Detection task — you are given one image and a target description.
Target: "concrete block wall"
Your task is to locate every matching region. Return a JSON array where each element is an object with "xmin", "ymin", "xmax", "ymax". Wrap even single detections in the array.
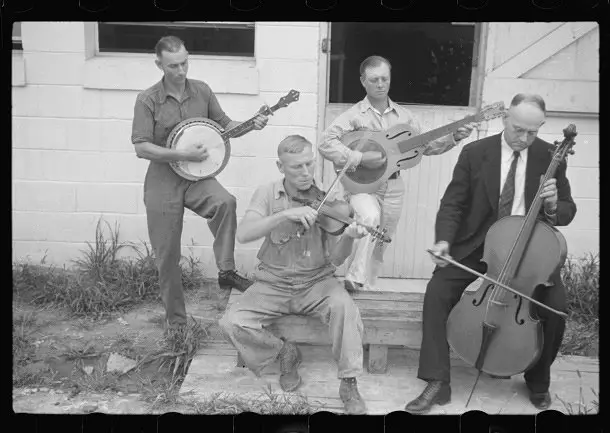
[{"xmin": 12, "ymin": 21, "xmax": 322, "ymax": 277}]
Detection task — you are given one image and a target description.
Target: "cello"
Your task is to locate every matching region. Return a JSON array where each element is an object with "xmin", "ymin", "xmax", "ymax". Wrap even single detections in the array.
[{"xmin": 429, "ymin": 124, "xmax": 577, "ymax": 406}]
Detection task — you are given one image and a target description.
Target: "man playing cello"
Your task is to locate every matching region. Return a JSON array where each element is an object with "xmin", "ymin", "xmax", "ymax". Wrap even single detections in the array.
[{"xmin": 404, "ymin": 94, "xmax": 577, "ymax": 413}]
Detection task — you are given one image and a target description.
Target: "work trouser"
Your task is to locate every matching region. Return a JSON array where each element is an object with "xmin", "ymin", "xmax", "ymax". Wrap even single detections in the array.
[
  {"xmin": 144, "ymin": 162, "xmax": 238, "ymax": 327},
  {"xmin": 219, "ymin": 267, "xmax": 365, "ymax": 378},
  {"xmin": 344, "ymin": 176, "xmax": 405, "ymax": 289}
]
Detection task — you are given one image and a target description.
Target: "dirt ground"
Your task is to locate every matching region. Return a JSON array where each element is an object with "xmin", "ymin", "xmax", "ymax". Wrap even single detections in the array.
[{"xmin": 12, "ymin": 282, "xmax": 231, "ymax": 414}]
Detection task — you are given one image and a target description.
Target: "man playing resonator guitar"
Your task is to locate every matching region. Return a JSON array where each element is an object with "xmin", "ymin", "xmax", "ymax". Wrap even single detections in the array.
[
  {"xmin": 319, "ymin": 55, "xmax": 478, "ymax": 291},
  {"xmin": 131, "ymin": 36, "xmax": 268, "ymax": 330}
]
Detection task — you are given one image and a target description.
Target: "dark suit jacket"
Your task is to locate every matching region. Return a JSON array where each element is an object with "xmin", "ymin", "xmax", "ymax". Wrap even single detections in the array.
[{"xmin": 435, "ymin": 133, "xmax": 577, "ymax": 262}]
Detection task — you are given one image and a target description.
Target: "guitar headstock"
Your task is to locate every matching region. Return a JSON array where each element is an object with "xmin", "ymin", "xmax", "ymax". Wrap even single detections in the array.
[
  {"xmin": 276, "ymin": 89, "xmax": 300, "ymax": 108},
  {"xmin": 475, "ymin": 102, "xmax": 506, "ymax": 122}
]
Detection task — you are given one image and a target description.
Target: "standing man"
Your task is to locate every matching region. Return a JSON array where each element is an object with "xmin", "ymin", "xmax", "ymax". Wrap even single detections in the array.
[
  {"xmin": 319, "ymin": 55, "xmax": 477, "ymax": 291},
  {"xmin": 219, "ymin": 135, "xmax": 369, "ymax": 414},
  {"xmin": 404, "ymin": 94, "xmax": 577, "ymax": 413},
  {"xmin": 131, "ymin": 36, "xmax": 268, "ymax": 329}
]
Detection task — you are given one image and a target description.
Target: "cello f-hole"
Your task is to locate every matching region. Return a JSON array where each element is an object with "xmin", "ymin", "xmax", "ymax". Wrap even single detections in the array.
[
  {"xmin": 472, "ymin": 284, "xmax": 493, "ymax": 306},
  {"xmin": 514, "ymin": 295, "xmax": 525, "ymax": 325}
]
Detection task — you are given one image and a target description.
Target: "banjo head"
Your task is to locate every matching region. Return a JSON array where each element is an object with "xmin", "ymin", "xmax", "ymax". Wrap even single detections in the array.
[{"xmin": 166, "ymin": 117, "xmax": 230, "ymax": 181}]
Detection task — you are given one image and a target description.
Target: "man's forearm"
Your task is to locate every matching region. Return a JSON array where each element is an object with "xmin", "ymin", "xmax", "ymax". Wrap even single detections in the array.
[
  {"xmin": 134, "ymin": 141, "xmax": 186, "ymax": 163},
  {"xmin": 237, "ymin": 211, "xmax": 291, "ymax": 244}
]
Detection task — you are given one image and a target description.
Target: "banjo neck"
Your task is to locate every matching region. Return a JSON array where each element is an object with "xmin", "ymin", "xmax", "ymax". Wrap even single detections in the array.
[{"xmin": 220, "ymin": 101, "xmax": 284, "ymax": 140}]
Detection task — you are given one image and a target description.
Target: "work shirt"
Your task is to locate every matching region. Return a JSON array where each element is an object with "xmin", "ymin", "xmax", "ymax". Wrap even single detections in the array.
[
  {"xmin": 246, "ymin": 178, "xmax": 341, "ymax": 288},
  {"xmin": 320, "ymin": 96, "xmax": 458, "ymax": 168},
  {"xmin": 131, "ymin": 77, "xmax": 232, "ymax": 147}
]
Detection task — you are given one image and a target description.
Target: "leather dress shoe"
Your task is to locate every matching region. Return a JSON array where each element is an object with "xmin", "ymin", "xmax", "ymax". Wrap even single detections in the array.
[
  {"xmin": 529, "ymin": 391, "xmax": 552, "ymax": 410},
  {"xmin": 404, "ymin": 380, "xmax": 451, "ymax": 414}
]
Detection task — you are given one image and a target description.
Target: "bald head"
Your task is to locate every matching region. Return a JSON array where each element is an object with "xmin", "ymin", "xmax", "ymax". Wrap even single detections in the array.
[{"xmin": 503, "ymin": 93, "xmax": 547, "ymax": 151}]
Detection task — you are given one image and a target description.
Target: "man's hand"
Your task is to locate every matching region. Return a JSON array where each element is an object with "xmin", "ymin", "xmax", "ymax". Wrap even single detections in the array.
[
  {"xmin": 252, "ymin": 113, "xmax": 269, "ymax": 130},
  {"xmin": 344, "ymin": 221, "xmax": 368, "ymax": 239},
  {"xmin": 453, "ymin": 122, "xmax": 478, "ymax": 142},
  {"xmin": 540, "ymin": 177, "xmax": 558, "ymax": 213},
  {"xmin": 182, "ymin": 142, "xmax": 209, "ymax": 162},
  {"xmin": 429, "ymin": 241, "xmax": 452, "ymax": 267},
  {"xmin": 282, "ymin": 206, "xmax": 318, "ymax": 230},
  {"xmin": 360, "ymin": 151, "xmax": 387, "ymax": 169}
]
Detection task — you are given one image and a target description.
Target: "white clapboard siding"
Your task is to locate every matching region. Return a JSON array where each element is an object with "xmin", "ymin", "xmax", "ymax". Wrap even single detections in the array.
[{"xmin": 321, "ymin": 104, "xmax": 480, "ymax": 279}]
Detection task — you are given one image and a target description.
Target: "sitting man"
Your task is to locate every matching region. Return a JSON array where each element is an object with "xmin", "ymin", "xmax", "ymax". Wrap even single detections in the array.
[{"xmin": 219, "ymin": 134, "xmax": 369, "ymax": 414}]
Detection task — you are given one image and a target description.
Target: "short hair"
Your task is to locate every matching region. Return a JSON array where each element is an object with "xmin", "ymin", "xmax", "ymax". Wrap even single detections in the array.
[
  {"xmin": 360, "ymin": 55, "xmax": 392, "ymax": 77},
  {"xmin": 509, "ymin": 93, "xmax": 546, "ymax": 114},
  {"xmin": 155, "ymin": 35, "xmax": 186, "ymax": 57},
  {"xmin": 277, "ymin": 135, "xmax": 312, "ymax": 157}
]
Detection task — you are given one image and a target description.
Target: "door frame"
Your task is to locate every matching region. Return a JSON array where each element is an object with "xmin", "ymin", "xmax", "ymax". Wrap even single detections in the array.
[{"xmin": 315, "ymin": 22, "xmax": 331, "ymax": 187}]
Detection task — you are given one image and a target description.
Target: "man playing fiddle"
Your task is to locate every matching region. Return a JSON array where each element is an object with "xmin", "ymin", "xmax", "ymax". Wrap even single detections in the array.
[{"xmin": 219, "ymin": 134, "xmax": 369, "ymax": 414}]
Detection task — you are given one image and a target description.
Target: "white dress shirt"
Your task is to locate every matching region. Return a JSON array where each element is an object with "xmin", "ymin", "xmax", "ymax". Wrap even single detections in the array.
[{"xmin": 500, "ymin": 132, "xmax": 528, "ymax": 216}]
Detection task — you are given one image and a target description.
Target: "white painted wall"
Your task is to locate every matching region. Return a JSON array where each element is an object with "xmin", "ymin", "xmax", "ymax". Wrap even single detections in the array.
[
  {"xmin": 12, "ymin": 21, "xmax": 322, "ymax": 277},
  {"xmin": 480, "ymin": 22, "xmax": 599, "ymax": 261}
]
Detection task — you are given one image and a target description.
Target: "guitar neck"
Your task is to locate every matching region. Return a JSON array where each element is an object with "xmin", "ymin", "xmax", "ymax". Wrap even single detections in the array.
[
  {"xmin": 397, "ymin": 113, "xmax": 480, "ymax": 153},
  {"xmin": 221, "ymin": 102, "xmax": 283, "ymax": 140}
]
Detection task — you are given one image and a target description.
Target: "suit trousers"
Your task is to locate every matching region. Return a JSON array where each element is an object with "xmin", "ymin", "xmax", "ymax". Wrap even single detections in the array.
[
  {"xmin": 143, "ymin": 162, "xmax": 238, "ymax": 327},
  {"xmin": 417, "ymin": 245, "xmax": 567, "ymax": 393}
]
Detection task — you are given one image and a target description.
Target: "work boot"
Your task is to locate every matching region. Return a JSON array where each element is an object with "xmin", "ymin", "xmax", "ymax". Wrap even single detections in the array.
[
  {"xmin": 218, "ymin": 270, "xmax": 253, "ymax": 292},
  {"xmin": 339, "ymin": 377, "xmax": 367, "ymax": 414},
  {"xmin": 278, "ymin": 340, "xmax": 302, "ymax": 392},
  {"xmin": 404, "ymin": 380, "xmax": 451, "ymax": 414}
]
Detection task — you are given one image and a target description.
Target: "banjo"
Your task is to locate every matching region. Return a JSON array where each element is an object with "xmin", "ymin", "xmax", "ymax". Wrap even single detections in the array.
[
  {"xmin": 166, "ymin": 89, "xmax": 300, "ymax": 181},
  {"xmin": 333, "ymin": 102, "xmax": 506, "ymax": 194}
]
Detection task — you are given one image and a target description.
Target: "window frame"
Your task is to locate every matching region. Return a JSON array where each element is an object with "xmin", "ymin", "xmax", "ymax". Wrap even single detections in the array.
[
  {"xmin": 326, "ymin": 22, "xmax": 484, "ymax": 109},
  {"xmin": 94, "ymin": 21, "xmax": 256, "ymax": 61},
  {"xmin": 12, "ymin": 21, "xmax": 23, "ymax": 51}
]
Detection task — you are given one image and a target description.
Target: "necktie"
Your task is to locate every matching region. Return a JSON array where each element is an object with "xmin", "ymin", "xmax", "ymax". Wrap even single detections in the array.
[{"xmin": 497, "ymin": 151, "xmax": 520, "ymax": 220}]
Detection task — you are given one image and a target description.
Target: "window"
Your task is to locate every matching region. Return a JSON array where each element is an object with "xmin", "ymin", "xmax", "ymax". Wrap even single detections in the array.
[
  {"xmin": 328, "ymin": 22, "xmax": 480, "ymax": 107},
  {"xmin": 13, "ymin": 21, "xmax": 22, "ymax": 51},
  {"xmin": 97, "ymin": 22, "xmax": 255, "ymax": 57}
]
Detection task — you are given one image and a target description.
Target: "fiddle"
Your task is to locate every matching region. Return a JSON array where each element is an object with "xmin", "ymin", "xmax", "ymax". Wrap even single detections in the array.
[{"xmin": 288, "ymin": 185, "xmax": 391, "ymax": 244}]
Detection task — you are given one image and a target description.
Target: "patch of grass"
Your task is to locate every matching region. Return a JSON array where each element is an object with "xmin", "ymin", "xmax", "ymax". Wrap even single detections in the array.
[
  {"xmin": 13, "ymin": 217, "xmax": 207, "ymax": 318},
  {"xmin": 560, "ymin": 253, "xmax": 599, "ymax": 356},
  {"xmin": 555, "ymin": 370, "xmax": 599, "ymax": 414},
  {"xmin": 182, "ymin": 384, "xmax": 327, "ymax": 415},
  {"xmin": 71, "ymin": 358, "xmax": 122, "ymax": 394}
]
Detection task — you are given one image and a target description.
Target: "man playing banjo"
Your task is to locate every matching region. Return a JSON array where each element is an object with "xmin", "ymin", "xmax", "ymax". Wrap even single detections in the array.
[
  {"xmin": 319, "ymin": 55, "xmax": 478, "ymax": 292},
  {"xmin": 131, "ymin": 35, "xmax": 268, "ymax": 330}
]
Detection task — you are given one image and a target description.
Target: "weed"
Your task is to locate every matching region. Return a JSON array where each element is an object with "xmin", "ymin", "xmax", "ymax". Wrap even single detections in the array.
[
  {"xmin": 560, "ymin": 253, "xmax": 599, "ymax": 356},
  {"xmin": 182, "ymin": 384, "xmax": 326, "ymax": 415},
  {"xmin": 13, "ymin": 217, "xmax": 208, "ymax": 318},
  {"xmin": 555, "ymin": 370, "xmax": 599, "ymax": 414}
]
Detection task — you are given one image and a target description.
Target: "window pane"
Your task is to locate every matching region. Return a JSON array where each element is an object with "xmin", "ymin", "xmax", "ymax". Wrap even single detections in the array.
[
  {"xmin": 98, "ymin": 22, "xmax": 255, "ymax": 57},
  {"xmin": 329, "ymin": 22, "xmax": 476, "ymax": 107}
]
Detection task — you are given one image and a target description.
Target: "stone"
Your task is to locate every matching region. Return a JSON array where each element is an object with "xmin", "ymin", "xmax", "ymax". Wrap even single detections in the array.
[
  {"xmin": 106, "ymin": 353, "xmax": 137, "ymax": 374},
  {"xmin": 83, "ymin": 366, "xmax": 94, "ymax": 375}
]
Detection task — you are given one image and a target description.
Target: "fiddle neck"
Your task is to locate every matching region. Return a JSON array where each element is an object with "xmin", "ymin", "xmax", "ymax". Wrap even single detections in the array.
[{"xmin": 498, "ymin": 147, "xmax": 562, "ymax": 282}]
